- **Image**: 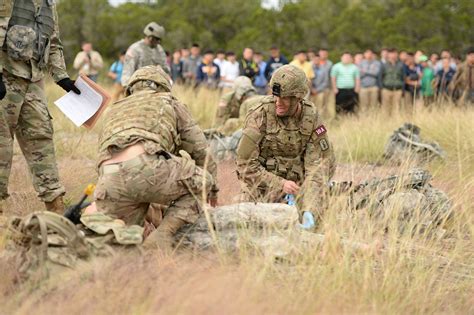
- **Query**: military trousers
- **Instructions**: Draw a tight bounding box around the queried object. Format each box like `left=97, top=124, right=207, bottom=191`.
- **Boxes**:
left=94, top=152, right=213, bottom=226
left=0, top=71, right=64, bottom=202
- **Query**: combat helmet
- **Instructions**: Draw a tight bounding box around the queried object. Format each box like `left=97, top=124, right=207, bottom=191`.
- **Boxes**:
left=234, top=76, right=256, bottom=99
left=143, top=22, right=165, bottom=39
left=125, top=65, right=172, bottom=96
left=269, top=65, right=309, bottom=99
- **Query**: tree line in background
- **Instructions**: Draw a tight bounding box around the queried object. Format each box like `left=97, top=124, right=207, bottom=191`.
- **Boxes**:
left=57, top=0, right=473, bottom=65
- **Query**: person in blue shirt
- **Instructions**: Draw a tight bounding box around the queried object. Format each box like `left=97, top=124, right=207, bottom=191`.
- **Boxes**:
left=264, top=46, right=288, bottom=81
left=403, top=52, right=422, bottom=107
left=253, top=51, right=268, bottom=94
left=108, top=50, right=126, bottom=101
left=435, top=57, right=456, bottom=99
left=196, top=50, right=220, bottom=89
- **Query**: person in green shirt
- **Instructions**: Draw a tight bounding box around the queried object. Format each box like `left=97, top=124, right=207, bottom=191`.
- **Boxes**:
left=419, top=55, right=435, bottom=105
left=330, top=52, right=361, bottom=114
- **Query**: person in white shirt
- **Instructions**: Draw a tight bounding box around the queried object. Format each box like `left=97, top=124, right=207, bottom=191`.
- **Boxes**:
left=220, top=51, right=240, bottom=89
left=214, top=50, right=226, bottom=71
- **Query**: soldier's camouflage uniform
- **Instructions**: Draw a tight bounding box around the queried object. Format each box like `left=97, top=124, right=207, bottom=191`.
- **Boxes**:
left=236, top=66, right=336, bottom=218
left=121, top=39, right=169, bottom=86
left=0, top=0, right=68, bottom=203
left=215, top=76, right=257, bottom=135
left=95, top=66, right=216, bottom=248
left=236, top=65, right=335, bottom=215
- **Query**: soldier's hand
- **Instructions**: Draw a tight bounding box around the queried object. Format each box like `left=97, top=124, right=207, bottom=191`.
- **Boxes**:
left=283, top=180, right=300, bottom=195
left=57, top=78, right=81, bottom=95
left=0, top=73, right=6, bottom=100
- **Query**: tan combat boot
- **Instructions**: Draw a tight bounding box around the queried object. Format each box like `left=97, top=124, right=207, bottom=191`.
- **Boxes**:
left=45, top=196, right=65, bottom=214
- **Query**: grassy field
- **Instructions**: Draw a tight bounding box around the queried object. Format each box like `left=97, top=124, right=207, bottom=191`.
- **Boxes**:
left=0, top=82, right=473, bottom=314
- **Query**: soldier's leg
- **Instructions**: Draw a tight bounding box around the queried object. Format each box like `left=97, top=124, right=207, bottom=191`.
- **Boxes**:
left=143, top=154, right=213, bottom=250
left=14, top=80, right=65, bottom=205
left=0, top=73, right=28, bottom=201
left=94, top=165, right=150, bottom=225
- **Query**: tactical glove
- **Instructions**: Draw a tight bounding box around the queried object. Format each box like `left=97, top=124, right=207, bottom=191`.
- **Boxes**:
left=57, top=78, right=81, bottom=95
left=0, top=73, right=6, bottom=100
left=299, top=211, right=316, bottom=230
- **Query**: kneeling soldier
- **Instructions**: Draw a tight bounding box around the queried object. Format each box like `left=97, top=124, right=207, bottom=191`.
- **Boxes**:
left=236, top=65, right=336, bottom=227
left=95, top=65, right=217, bottom=250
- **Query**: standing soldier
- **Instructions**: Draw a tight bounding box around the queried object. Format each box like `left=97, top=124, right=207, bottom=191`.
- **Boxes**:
left=236, top=65, right=336, bottom=228
left=0, top=0, right=81, bottom=214
left=450, top=47, right=474, bottom=105
left=95, top=66, right=217, bottom=251
left=215, top=76, right=257, bottom=135
left=121, top=22, right=170, bottom=86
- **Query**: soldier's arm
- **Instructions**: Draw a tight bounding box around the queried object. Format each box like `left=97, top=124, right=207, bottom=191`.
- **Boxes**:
left=0, top=7, right=10, bottom=73
left=121, top=49, right=137, bottom=86
left=174, top=99, right=218, bottom=184
left=236, top=109, right=286, bottom=191
left=300, top=118, right=336, bottom=216
left=48, top=5, right=69, bottom=82
left=158, top=45, right=171, bottom=74
left=215, top=93, right=232, bottom=126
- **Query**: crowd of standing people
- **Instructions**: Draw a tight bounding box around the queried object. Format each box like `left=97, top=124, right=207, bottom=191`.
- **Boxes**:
left=163, top=45, right=474, bottom=115
left=73, top=21, right=474, bottom=115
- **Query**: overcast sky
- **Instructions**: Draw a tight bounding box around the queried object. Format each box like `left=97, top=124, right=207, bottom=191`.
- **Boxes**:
left=109, top=0, right=279, bottom=9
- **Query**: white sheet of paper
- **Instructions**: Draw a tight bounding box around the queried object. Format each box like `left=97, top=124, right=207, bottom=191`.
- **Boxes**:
left=54, top=77, right=103, bottom=127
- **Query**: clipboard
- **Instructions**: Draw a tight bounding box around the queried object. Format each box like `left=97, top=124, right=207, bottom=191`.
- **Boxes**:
left=80, top=74, right=111, bottom=129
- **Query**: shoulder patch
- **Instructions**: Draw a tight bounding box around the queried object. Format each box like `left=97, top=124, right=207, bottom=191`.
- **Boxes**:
left=315, top=125, right=327, bottom=136
left=319, top=138, right=329, bottom=151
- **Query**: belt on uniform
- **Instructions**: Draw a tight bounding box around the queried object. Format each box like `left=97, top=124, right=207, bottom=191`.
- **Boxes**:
left=99, top=151, right=171, bottom=175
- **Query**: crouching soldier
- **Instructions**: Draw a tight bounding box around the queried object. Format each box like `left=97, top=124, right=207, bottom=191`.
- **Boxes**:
left=95, top=65, right=217, bottom=251
left=215, top=76, right=258, bottom=135
left=236, top=65, right=336, bottom=228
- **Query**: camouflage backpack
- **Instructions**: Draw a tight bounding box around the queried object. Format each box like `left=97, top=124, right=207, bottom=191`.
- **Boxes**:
left=347, top=169, right=452, bottom=232
left=5, top=212, right=143, bottom=282
left=383, top=123, right=445, bottom=164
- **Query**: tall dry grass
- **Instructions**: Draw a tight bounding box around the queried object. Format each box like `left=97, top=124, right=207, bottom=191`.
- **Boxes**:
left=0, top=83, right=473, bottom=314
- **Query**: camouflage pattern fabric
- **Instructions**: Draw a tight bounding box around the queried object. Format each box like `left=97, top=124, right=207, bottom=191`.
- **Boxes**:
left=383, top=123, right=445, bottom=164
left=269, top=65, right=309, bottom=99
left=0, top=0, right=69, bottom=82
left=3, top=211, right=142, bottom=282
left=214, top=76, right=257, bottom=135
left=206, top=129, right=243, bottom=161
left=95, top=152, right=213, bottom=226
left=0, top=71, right=64, bottom=202
left=97, top=67, right=216, bottom=237
left=450, top=61, right=474, bottom=105
left=121, top=39, right=170, bottom=86
left=338, top=168, right=452, bottom=231
left=236, top=95, right=336, bottom=216
left=98, top=70, right=217, bottom=181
